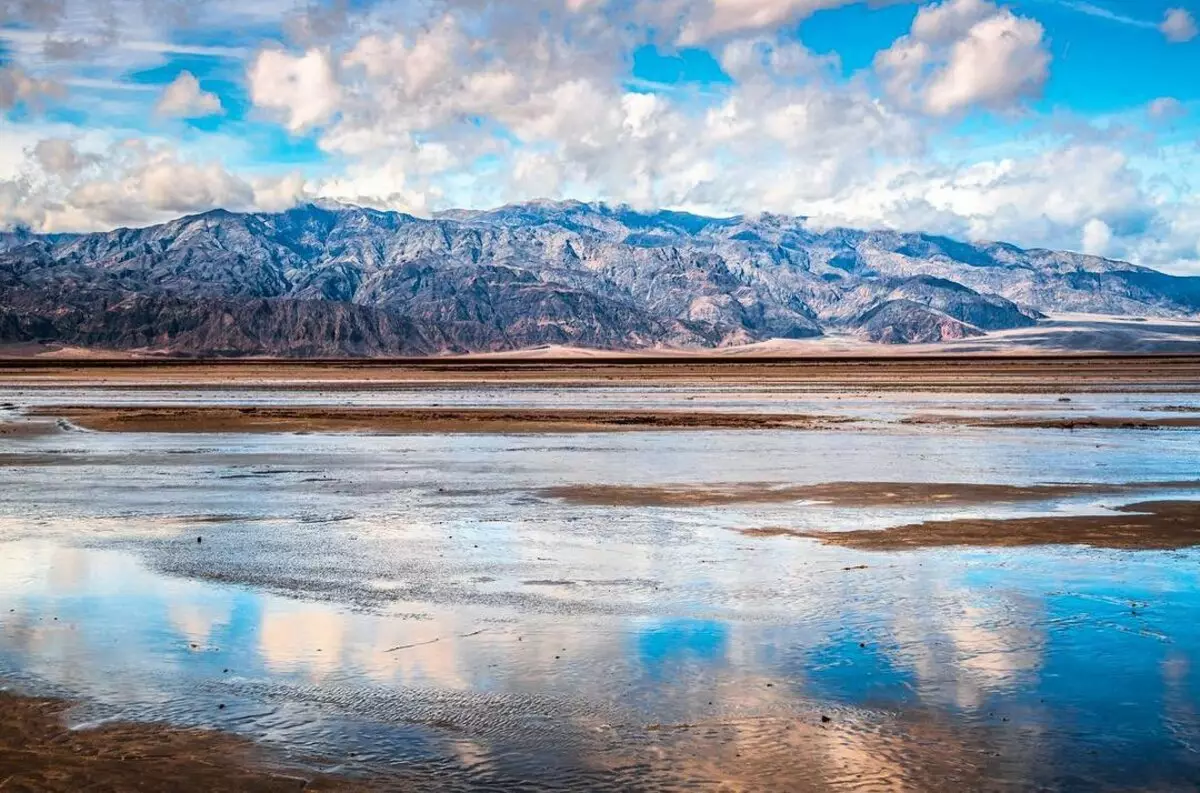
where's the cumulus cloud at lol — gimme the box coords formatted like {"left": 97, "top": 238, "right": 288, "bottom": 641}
{"left": 1081, "top": 217, "right": 1112, "bottom": 256}
{"left": 248, "top": 48, "right": 341, "bottom": 132}
{"left": 800, "top": 144, "right": 1151, "bottom": 252}
{"left": 251, "top": 171, "right": 309, "bottom": 211}
{"left": 680, "top": 0, "right": 872, "bottom": 43}
{"left": 0, "top": 136, "right": 305, "bottom": 231}
{"left": 64, "top": 147, "right": 254, "bottom": 225}
{"left": 876, "top": 0, "right": 1050, "bottom": 116}
{"left": 1160, "top": 8, "right": 1197, "bottom": 42}
{"left": 155, "top": 71, "right": 223, "bottom": 118}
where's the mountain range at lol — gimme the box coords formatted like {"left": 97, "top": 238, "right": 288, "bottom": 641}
{"left": 2, "top": 199, "right": 1198, "bottom": 356}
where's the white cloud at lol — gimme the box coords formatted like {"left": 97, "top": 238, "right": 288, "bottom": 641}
{"left": 1160, "top": 8, "right": 1197, "bottom": 42}
{"left": 247, "top": 48, "right": 341, "bottom": 132}
{"left": 252, "top": 171, "right": 309, "bottom": 212}
{"left": 923, "top": 13, "right": 1049, "bottom": 114}
{"left": 909, "top": 0, "right": 994, "bottom": 41}
{"left": 673, "top": 0, "right": 919, "bottom": 43}
{"left": 0, "top": 135, "right": 306, "bottom": 232}
{"left": 155, "top": 71, "right": 223, "bottom": 118}
{"left": 681, "top": 0, "right": 856, "bottom": 42}
{"left": 1081, "top": 217, "right": 1112, "bottom": 255}
{"left": 876, "top": 0, "right": 1050, "bottom": 116}
{"left": 65, "top": 147, "right": 254, "bottom": 224}
{"left": 799, "top": 144, "right": 1151, "bottom": 253}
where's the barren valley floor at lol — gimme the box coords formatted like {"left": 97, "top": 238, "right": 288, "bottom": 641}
{"left": 1, "top": 356, "right": 1199, "bottom": 790}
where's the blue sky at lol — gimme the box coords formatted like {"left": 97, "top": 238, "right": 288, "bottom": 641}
{"left": 0, "top": 0, "right": 1198, "bottom": 272}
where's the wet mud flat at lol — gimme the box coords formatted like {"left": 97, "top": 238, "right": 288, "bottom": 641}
{"left": 25, "top": 405, "right": 850, "bottom": 433}
{"left": 3, "top": 369, "right": 1200, "bottom": 790}
{"left": 0, "top": 693, "right": 372, "bottom": 792}
{"left": 749, "top": 500, "right": 1200, "bottom": 550}
{"left": 541, "top": 480, "right": 1200, "bottom": 508}
{"left": 0, "top": 688, "right": 1048, "bottom": 793}
{"left": 902, "top": 414, "right": 1200, "bottom": 429}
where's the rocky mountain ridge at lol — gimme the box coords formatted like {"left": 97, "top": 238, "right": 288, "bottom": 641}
{"left": 1, "top": 200, "right": 1198, "bottom": 356}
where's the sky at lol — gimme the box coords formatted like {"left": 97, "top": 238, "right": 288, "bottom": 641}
{"left": 0, "top": 0, "right": 1198, "bottom": 273}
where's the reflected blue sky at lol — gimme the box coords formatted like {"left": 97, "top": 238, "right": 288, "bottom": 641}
{"left": 2, "top": 536, "right": 1199, "bottom": 788}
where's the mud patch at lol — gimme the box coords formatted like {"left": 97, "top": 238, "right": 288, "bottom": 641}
{"left": 0, "top": 692, "right": 373, "bottom": 792}
{"left": 902, "top": 415, "right": 1200, "bottom": 430}
{"left": 29, "top": 406, "right": 850, "bottom": 434}
{"left": 792, "top": 500, "right": 1200, "bottom": 550}
{"left": 541, "top": 480, "right": 1200, "bottom": 508}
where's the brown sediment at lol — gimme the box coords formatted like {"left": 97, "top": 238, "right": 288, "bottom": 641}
{"left": 28, "top": 405, "right": 850, "bottom": 434}
{"left": 738, "top": 527, "right": 810, "bottom": 538}
{"left": 541, "top": 480, "right": 1200, "bottom": 508}
{"left": 173, "top": 514, "right": 275, "bottom": 524}
{"left": 0, "top": 420, "right": 63, "bottom": 438}
{"left": 3, "top": 356, "right": 1200, "bottom": 393}
{"left": 788, "top": 500, "right": 1200, "bottom": 550}
{"left": 0, "top": 692, "right": 374, "bottom": 792}
{"left": 902, "top": 415, "right": 1200, "bottom": 429}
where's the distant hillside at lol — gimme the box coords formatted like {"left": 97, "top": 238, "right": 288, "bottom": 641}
{"left": 2, "top": 200, "right": 1198, "bottom": 356}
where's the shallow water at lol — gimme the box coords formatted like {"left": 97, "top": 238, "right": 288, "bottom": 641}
{"left": 5, "top": 383, "right": 1199, "bottom": 421}
{"left": 2, "top": 386, "right": 1200, "bottom": 790}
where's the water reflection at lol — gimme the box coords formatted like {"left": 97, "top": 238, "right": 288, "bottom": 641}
{"left": 2, "top": 538, "right": 1200, "bottom": 789}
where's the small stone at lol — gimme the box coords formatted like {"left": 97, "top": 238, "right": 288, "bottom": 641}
{"left": 821, "top": 715, "right": 832, "bottom": 723}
